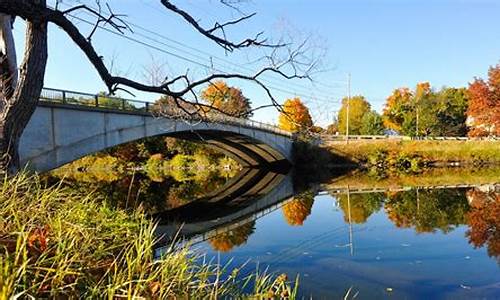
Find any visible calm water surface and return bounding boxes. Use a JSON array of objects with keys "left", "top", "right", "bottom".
[
  {"left": 50, "top": 163, "right": 500, "bottom": 299},
  {"left": 186, "top": 186, "right": 500, "bottom": 299}
]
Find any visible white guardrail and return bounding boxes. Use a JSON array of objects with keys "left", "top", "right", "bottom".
[{"left": 320, "top": 134, "right": 500, "bottom": 141}]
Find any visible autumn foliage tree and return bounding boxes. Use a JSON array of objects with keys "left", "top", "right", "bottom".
[
  {"left": 152, "top": 95, "right": 197, "bottom": 118},
  {"left": 383, "top": 88, "right": 414, "bottom": 132},
  {"left": 465, "top": 189, "right": 500, "bottom": 262},
  {"left": 278, "top": 97, "right": 313, "bottom": 132},
  {"left": 467, "top": 64, "right": 500, "bottom": 137},
  {"left": 208, "top": 221, "right": 255, "bottom": 252},
  {"left": 201, "top": 80, "right": 252, "bottom": 118},
  {"left": 282, "top": 191, "right": 314, "bottom": 226}
]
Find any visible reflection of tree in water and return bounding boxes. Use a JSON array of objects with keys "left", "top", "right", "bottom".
[
  {"left": 384, "top": 189, "right": 469, "bottom": 233},
  {"left": 465, "top": 188, "right": 500, "bottom": 262},
  {"left": 208, "top": 221, "right": 256, "bottom": 252},
  {"left": 336, "top": 193, "right": 384, "bottom": 224},
  {"left": 282, "top": 191, "right": 315, "bottom": 226}
]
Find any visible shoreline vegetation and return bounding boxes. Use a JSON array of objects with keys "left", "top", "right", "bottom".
[
  {"left": 322, "top": 139, "right": 500, "bottom": 175},
  {"left": 0, "top": 173, "right": 298, "bottom": 299},
  {"left": 324, "top": 167, "right": 500, "bottom": 190}
]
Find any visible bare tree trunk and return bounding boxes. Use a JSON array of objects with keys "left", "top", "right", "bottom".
[
  {"left": 0, "top": 7, "right": 47, "bottom": 175},
  {"left": 0, "top": 14, "right": 17, "bottom": 96}
]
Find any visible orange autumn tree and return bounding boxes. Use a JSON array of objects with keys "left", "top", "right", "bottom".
[
  {"left": 465, "top": 189, "right": 500, "bottom": 262},
  {"left": 278, "top": 97, "right": 313, "bottom": 132},
  {"left": 467, "top": 64, "right": 500, "bottom": 137},
  {"left": 208, "top": 221, "right": 255, "bottom": 252},
  {"left": 201, "top": 80, "right": 252, "bottom": 118},
  {"left": 282, "top": 191, "right": 315, "bottom": 226}
]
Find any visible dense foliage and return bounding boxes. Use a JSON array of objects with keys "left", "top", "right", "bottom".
[
  {"left": 465, "top": 189, "right": 500, "bottom": 262},
  {"left": 278, "top": 97, "right": 313, "bottom": 132},
  {"left": 209, "top": 221, "right": 256, "bottom": 252},
  {"left": 382, "top": 83, "right": 469, "bottom": 136},
  {"left": 282, "top": 191, "right": 315, "bottom": 226},
  {"left": 201, "top": 80, "right": 253, "bottom": 118},
  {"left": 467, "top": 64, "right": 500, "bottom": 137},
  {"left": 338, "top": 96, "right": 374, "bottom": 135}
]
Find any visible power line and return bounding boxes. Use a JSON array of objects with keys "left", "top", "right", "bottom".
[
  {"left": 60, "top": 0, "right": 347, "bottom": 100},
  {"left": 66, "top": 13, "right": 347, "bottom": 105}
]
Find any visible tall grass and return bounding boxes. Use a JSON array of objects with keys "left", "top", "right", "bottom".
[{"left": 0, "top": 173, "right": 297, "bottom": 299}]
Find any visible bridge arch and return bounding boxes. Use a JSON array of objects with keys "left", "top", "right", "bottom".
[{"left": 20, "top": 101, "right": 293, "bottom": 173}]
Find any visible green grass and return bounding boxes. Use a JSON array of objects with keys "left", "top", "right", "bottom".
[
  {"left": 0, "top": 172, "right": 298, "bottom": 299},
  {"left": 326, "top": 140, "right": 500, "bottom": 166}
]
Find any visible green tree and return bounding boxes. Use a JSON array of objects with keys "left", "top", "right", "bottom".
[
  {"left": 385, "top": 189, "right": 469, "bottom": 233},
  {"left": 433, "top": 87, "right": 468, "bottom": 136},
  {"left": 382, "top": 87, "right": 413, "bottom": 133},
  {"left": 360, "top": 110, "right": 385, "bottom": 135},
  {"left": 338, "top": 96, "right": 371, "bottom": 135},
  {"left": 337, "top": 193, "right": 384, "bottom": 224},
  {"left": 383, "top": 83, "right": 468, "bottom": 136}
]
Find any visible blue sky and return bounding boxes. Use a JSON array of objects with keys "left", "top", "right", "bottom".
[{"left": 13, "top": 0, "right": 500, "bottom": 126}]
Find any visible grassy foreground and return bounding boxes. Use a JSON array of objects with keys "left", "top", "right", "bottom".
[{"left": 0, "top": 173, "right": 297, "bottom": 299}]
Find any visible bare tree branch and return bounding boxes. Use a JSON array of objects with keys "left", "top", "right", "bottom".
[
  {"left": 62, "top": 2, "right": 132, "bottom": 41},
  {"left": 159, "top": 0, "right": 285, "bottom": 52},
  {"left": 0, "top": 0, "right": 322, "bottom": 122}
]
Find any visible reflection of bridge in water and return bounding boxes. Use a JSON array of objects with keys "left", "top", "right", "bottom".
[
  {"left": 154, "top": 173, "right": 499, "bottom": 253},
  {"left": 154, "top": 168, "right": 295, "bottom": 250},
  {"left": 320, "top": 183, "right": 500, "bottom": 196}
]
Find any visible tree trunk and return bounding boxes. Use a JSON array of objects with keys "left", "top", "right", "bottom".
[{"left": 0, "top": 6, "right": 47, "bottom": 175}]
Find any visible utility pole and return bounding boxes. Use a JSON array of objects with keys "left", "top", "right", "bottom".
[{"left": 345, "top": 73, "right": 351, "bottom": 144}]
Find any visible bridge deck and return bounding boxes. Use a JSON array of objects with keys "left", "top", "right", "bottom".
[{"left": 40, "top": 87, "right": 292, "bottom": 138}]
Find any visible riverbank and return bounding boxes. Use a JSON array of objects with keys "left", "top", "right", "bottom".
[
  {"left": 0, "top": 173, "right": 297, "bottom": 299},
  {"left": 324, "top": 139, "right": 500, "bottom": 171},
  {"left": 324, "top": 166, "right": 500, "bottom": 190}
]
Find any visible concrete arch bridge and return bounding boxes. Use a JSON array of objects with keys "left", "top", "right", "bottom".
[{"left": 19, "top": 88, "right": 294, "bottom": 172}]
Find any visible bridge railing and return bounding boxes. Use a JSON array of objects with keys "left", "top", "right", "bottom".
[
  {"left": 41, "top": 87, "right": 150, "bottom": 112},
  {"left": 39, "top": 87, "right": 292, "bottom": 137}
]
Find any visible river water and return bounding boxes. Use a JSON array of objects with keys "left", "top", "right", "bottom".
[
  {"left": 154, "top": 169, "right": 500, "bottom": 299},
  {"left": 50, "top": 164, "right": 500, "bottom": 299}
]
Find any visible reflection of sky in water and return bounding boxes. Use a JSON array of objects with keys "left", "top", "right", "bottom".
[{"left": 199, "top": 193, "right": 500, "bottom": 299}]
